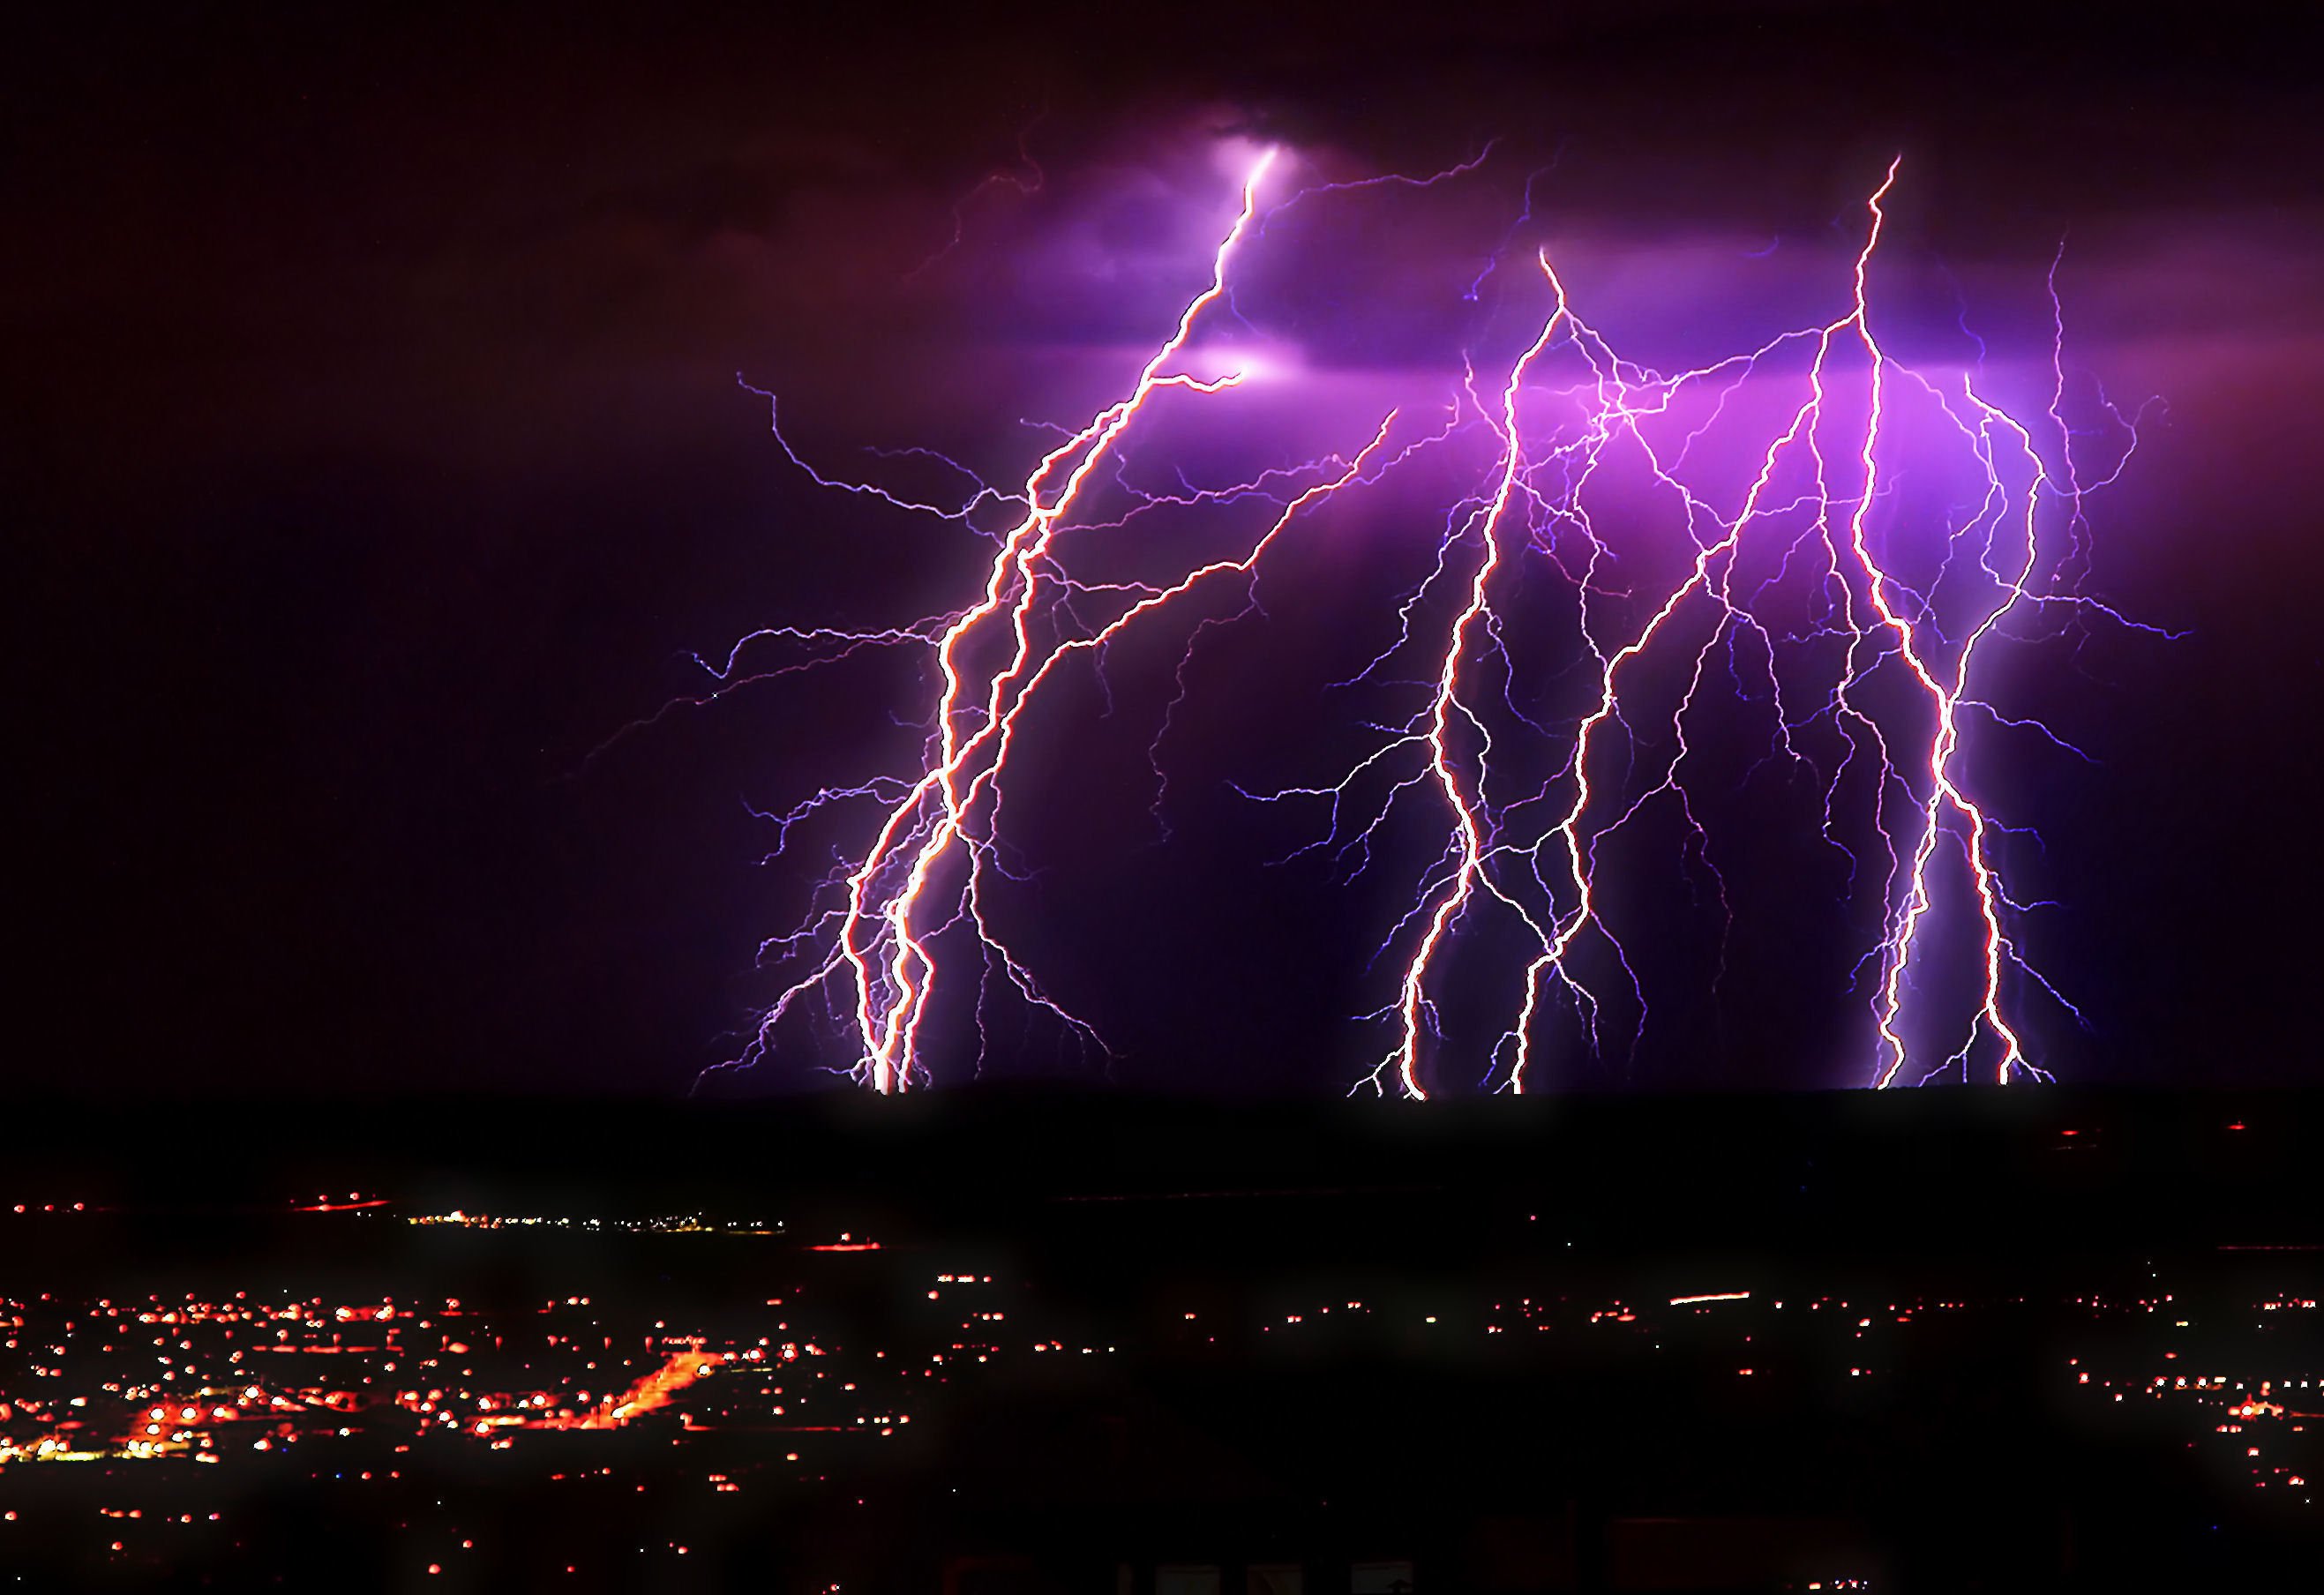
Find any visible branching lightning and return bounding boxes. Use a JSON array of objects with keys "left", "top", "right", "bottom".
[{"left": 653, "top": 144, "right": 2151, "bottom": 1097}]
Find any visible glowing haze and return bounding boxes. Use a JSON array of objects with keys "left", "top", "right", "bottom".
[{"left": 671, "top": 144, "right": 2152, "bottom": 1097}]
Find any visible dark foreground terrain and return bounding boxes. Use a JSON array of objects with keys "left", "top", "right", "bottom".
[{"left": 3, "top": 1087, "right": 2317, "bottom": 1591}]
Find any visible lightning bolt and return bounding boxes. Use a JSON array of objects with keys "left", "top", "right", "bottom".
[
  {"left": 1276, "top": 157, "right": 2147, "bottom": 1096},
  {"left": 663, "top": 144, "right": 2148, "bottom": 1096},
  {"left": 696, "top": 149, "right": 1448, "bottom": 1092}
]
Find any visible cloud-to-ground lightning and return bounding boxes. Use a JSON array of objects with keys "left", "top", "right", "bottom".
[
  {"left": 1346, "top": 159, "right": 2148, "bottom": 1095},
  {"left": 688, "top": 149, "right": 1421, "bottom": 1093},
  {"left": 658, "top": 144, "right": 2148, "bottom": 1096}
]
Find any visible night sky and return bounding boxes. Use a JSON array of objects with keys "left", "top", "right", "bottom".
[{"left": 15, "top": 4, "right": 2320, "bottom": 1098}]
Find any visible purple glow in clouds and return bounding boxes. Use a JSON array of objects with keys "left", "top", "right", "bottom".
[{"left": 664, "top": 146, "right": 2155, "bottom": 1096}]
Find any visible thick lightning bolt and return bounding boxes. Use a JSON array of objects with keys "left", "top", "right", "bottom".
[
  {"left": 809, "top": 154, "right": 1268, "bottom": 1092},
  {"left": 693, "top": 149, "right": 1448, "bottom": 1092},
  {"left": 665, "top": 144, "right": 2145, "bottom": 1096}
]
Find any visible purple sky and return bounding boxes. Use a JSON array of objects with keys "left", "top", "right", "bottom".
[{"left": 13, "top": 4, "right": 2320, "bottom": 1096}]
